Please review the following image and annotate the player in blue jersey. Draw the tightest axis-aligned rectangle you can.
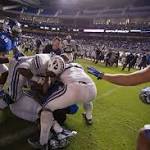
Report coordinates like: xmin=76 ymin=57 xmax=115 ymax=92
xmin=0 ymin=17 xmax=22 ymax=96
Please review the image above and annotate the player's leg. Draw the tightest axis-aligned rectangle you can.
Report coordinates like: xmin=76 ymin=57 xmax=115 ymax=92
xmin=40 ymin=109 xmax=54 ymax=149
xmin=9 ymin=95 xmax=42 ymax=122
xmin=45 ymin=82 xmax=96 ymax=112
xmin=83 ymin=101 xmax=93 ymax=125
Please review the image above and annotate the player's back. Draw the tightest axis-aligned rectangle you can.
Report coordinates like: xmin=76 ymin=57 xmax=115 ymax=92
xmin=8 ymin=57 xmax=33 ymax=101
xmin=60 ymin=63 xmax=93 ymax=84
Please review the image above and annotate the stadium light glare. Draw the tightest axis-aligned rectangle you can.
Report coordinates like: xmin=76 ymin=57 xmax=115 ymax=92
xmin=84 ymin=29 xmax=104 ymax=33
xmin=45 ymin=27 xmax=49 ymax=30
xmin=130 ymin=30 xmax=141 ymax=32
xmin=0 ymin=19 xmax=4 ymax=23
xmin=116 ymin=30 xmax=129 ymax=33
xmin=52 ymin=27 xmax=56 ymax=31
xmin=141 ymin=30 xmax=150 ymax=33
xmin=24 ymin=25 xmax=28 ymax=27
xmin=73 ymin=29 xmax=79 ymax=32
xmin=105 ymin=30 xmax=129 ymax=33
xmin=61 ymin=0 xmax=79 ymax=4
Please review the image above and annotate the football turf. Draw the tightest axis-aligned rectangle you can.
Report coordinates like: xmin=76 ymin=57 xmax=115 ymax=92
xmin=0 ymin=58 xmax=150 ymax=150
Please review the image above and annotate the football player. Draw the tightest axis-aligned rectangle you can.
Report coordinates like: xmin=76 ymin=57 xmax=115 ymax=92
xmin=62 ymin=35 xmax=77 ymax=62
xmin=0 ymin=54 xmax=76 ymax=149
xmin=39 ymin=60 xmax=97 ymax=149
xmin=0 ymin=17 xmax=23 ymax=97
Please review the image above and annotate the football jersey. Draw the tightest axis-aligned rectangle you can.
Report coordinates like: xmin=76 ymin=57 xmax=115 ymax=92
xmin=0 ymin=32 xmax=18 ymax=53
xmin=60 ymin=63 xmax=93 ymax=84
xmin=63 ymin=39 xmax=77 ymax=53
xmin=18 ymin=54 xmax=52 ymax=77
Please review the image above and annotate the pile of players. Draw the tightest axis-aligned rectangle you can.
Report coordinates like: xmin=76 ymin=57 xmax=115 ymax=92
xmin=0 ymin=18 xmax=97 ymax=150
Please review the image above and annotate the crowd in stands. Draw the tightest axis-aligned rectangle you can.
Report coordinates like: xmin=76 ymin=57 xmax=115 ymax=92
xmin=19 ymin=33 xmax=150 ymax=71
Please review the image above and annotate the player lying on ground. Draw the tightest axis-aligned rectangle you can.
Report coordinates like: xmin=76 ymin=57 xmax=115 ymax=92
xmin=87 ymin=66 xmax=150 ymax=150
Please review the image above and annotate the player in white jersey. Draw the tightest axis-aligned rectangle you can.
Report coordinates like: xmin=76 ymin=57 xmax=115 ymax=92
xmin=39 ymin=62 xmax=97 ymax=148
xmin=3 ymin=55 xmax=42 ymax=121
xmin=0 ymin=54 xmax=76 ymax=150
xmin=63 ymin=35 xmax=77 ymax=62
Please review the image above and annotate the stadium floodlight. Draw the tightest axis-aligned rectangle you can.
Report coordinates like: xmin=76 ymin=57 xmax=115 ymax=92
xmin=84 ymin=29 xmax=104 ymax=33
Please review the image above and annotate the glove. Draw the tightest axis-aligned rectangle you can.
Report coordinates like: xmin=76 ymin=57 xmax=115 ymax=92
xmin=87 ymin=66 xmax=104 ymax=79
xmin=67 ymin=104 xmax=79 ymax=114
xmin=14 ymin=50 xmax=25 ymax=60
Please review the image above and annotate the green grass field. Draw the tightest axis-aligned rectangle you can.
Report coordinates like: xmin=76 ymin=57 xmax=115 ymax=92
xmin=0 ymin=58 xmax=150 ymax=150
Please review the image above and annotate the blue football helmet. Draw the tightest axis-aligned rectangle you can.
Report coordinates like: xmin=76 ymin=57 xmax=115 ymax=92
xmin=139 ymin=87 xmax=150 ymax=104
xmin=3 ymin=17 xmax=22 ymax=35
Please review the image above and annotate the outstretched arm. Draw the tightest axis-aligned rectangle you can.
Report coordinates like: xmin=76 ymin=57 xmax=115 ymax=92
xmin=87 ymin=66 xmax=150 ymax=86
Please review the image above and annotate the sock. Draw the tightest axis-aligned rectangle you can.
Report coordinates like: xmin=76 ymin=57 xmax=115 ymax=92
xmin=40 ymin=111 xmax=54 ymax=146
xmin=83 ymin=102 xmax=93 ymax=120
xmin=53 ymin=121 xmax=63 ymax=133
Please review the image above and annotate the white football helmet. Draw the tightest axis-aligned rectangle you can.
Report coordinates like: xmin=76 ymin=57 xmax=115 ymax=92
xmin=47 ymin=55 xmax=65 ymax=76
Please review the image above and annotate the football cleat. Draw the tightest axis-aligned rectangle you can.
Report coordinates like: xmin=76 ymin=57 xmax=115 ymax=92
xmin=56 ymin=129 xmax=77 ymax=140
xmin=49 ymin=138 xmax=69 ymax=150
xmin=27 ymin=138 xmax=49 ymax=150
xmin=27 ymin=132 xmax=53 ymax=149
xmin=82 ymin=113 xmax=93 ymax=125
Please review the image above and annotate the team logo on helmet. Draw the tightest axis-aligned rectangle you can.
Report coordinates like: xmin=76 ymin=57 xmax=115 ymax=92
xmin=48 ymin=55 xmax=65 ymax=76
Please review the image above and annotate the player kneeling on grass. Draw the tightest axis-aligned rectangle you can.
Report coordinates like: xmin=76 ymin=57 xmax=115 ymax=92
xmin=0 ymin=54 xmax=77 ymax=149
xmin=87 ymin=65 xmax=150 ymax=150
xmin=37 ymin=57 xmax=97 ymax=149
